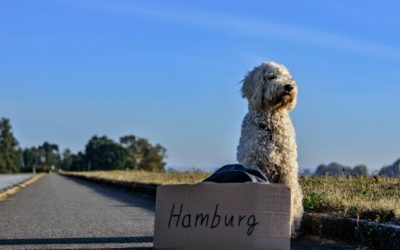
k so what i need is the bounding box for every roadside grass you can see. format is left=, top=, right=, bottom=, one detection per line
left=65, top=171, right=400, bottom=223
left=66, top=170, right=210, bottom=185
left=301, top=176, right=400, bottom=223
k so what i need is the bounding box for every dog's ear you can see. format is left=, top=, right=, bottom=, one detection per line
left=241, top=65, right=264, bottom=110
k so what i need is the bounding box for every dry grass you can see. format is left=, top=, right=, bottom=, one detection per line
left=66, top=170, right=210, bottom=185
left=301, top=176, right=400, bottom=223
left=66, top=171, right=400, bottom=223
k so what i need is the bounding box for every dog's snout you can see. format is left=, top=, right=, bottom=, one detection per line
left=284, top=84, right=293, bottom=92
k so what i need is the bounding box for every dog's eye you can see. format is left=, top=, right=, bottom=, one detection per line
left=266, top=75, right=277, bottom=81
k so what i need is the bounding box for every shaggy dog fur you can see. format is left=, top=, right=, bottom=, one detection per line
left=236, top=61, right=303, bottom=235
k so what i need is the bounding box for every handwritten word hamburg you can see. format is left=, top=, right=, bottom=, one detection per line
left=167, top=203, right=260, bottom=236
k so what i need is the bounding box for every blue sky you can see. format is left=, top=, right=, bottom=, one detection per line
left=1, top=0, right=399, bottom=172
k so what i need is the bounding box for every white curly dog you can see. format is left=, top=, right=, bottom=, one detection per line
left=237, top=61, right=303, bottom=235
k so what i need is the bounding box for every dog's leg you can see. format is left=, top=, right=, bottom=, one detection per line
left=279, top=168, right=303, bottom=237
left=290, top=181, right=304, bottom=236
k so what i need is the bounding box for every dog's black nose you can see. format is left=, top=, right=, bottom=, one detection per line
left=284, top=84, right=293, bottom=92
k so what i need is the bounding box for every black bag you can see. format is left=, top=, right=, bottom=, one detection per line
left=203, top=164, right=268, bottom=183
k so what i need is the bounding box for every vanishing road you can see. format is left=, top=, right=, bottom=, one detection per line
left=0, top=174, right=357, bottom=249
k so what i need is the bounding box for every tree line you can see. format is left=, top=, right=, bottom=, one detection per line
left=302, top=160, right=400, bottom=178
left=0, top=117, right=166, bottom=173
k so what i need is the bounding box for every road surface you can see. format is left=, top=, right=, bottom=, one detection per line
left=0, top=174, right=154, bottom=249
left=0, top=174, right=358, bottom=249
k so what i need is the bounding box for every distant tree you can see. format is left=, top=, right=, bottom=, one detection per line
left=70, top=151, right=87, bottom=171
left=22, top=146, right=41, bottom=172
left=85, top=135, right=128, bottom=170
left=119, top=135, right=138, bottom=169
left=0, top=118, right=21, bottom=173
left=314, top=162, right=352, bottom=177
left=353, top=165, right=368, bottom=176
left=314, top=162, right=370, bottom=177
left=301, top=168, right=312, bottom=176
left=60, top=148, right=73, bottom=170
left=38, top=142, right=60, bottom=171
left=139, top=143, right=166, bottom=172
left=379, top=159, right=400, bottom=177
left=120, top=135, right=166, bottom=172
left=0, top=155, right=4, bottom=172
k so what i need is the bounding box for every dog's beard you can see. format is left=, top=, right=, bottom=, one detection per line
left=271, top=92, right=296, bottom=110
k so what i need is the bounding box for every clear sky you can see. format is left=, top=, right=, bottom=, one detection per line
left=1, top=0, right=399, bottom=172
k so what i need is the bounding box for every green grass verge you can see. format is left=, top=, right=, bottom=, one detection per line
left=301, top=176, right=400, bottom=223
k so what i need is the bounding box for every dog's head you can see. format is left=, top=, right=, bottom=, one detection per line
left=241, top=61, right=297, bottom=111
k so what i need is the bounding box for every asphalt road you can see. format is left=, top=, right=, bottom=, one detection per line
left=0, top=174, right=154, bottom=249
left=0, top=174, right=358, bottom=250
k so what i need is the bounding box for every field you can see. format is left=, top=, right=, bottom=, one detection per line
left=301, top=176, right=400, bottom=223
left=66, top=170, right=400, bottom=223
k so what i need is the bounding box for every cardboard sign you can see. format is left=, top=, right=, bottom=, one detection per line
left=154, top=183, right=290, bottom=250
